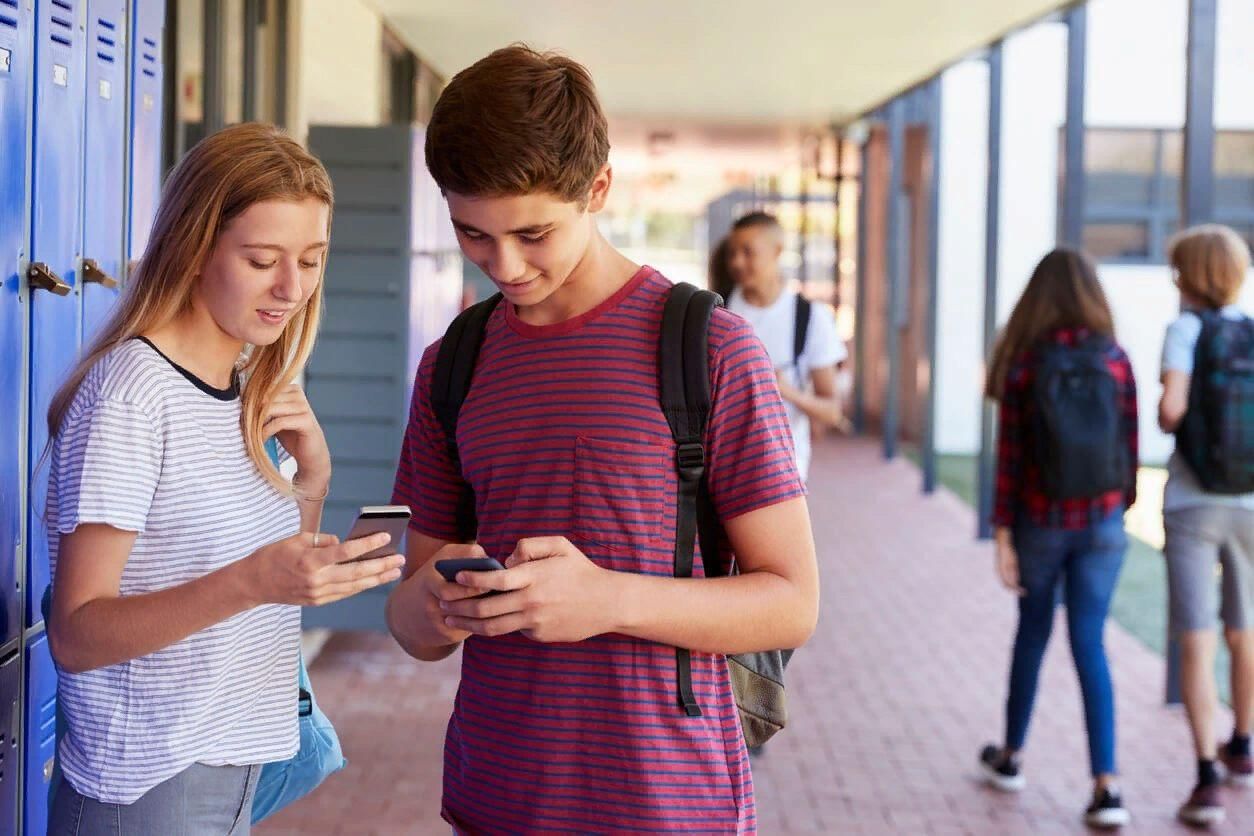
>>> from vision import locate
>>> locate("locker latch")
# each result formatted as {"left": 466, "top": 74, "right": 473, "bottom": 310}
{"left": 43, "top": 756, "right": 55, "bottom": 782}
{"left": 83, "top": 259, "right": 119, "bottom": 289}
{"left": 27, "top": 262, "right": 72, "bottom": 296}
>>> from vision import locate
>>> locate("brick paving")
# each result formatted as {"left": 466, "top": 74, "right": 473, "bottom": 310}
{"left": 257, "top": 437, "right": 1254, "bottom": 834}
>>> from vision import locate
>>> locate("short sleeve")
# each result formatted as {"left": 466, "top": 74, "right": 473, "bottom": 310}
{"left": 1162, "top": 313, "right": 1202, "bottom": 376}
{"left": 804, "top": 303, "right": 846, "bottom": 370}
{"left": 390, "top": 344, "right": 470, "bottom": 542}
{"left": 706, "top": 314, "right": 807, "bottom": 522}
{"left": 52, "top": 400, "right": 163, "bottom": 534}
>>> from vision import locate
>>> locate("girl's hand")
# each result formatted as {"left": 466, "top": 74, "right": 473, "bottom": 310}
{"left": 245, "top": 532, "right": 404, "bottom": 607}
{"left": 994, "top": 530, "right": 1025, "bottom": 596}
{"left": 264, "top": 384, "right": 331, "bottom": 491}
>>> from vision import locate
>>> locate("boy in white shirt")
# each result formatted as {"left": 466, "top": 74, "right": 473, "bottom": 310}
{"left": 726, "top": 212, "right": 847, "bottom": 481}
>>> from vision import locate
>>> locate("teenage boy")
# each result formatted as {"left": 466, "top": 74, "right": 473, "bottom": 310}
{"left": 726, "top": 212, "right": 846, "bottom": 482}
{"left": 385, "top": 46, "right": 819, "bottom": 834}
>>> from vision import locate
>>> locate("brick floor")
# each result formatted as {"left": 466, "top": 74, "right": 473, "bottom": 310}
{"left": 257, "top": 437, "right": 1254, "bottom": 835}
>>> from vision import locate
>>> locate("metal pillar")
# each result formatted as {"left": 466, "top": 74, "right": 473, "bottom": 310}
{"left": 977, "top": 42, "right": 1004, "bottom": 540}
{"left": 883, "top": 98, "right": 905, "bottom": 460}
{"left": 1059, "top": 4, "right": 1087, "bottom": 247}
{"left": 1167, "top": 0, "right": 1220, "bottom": 708}
{"left": 853, "top": 137, "right": 871, "bottom": 435}
{"left": 1182, "top": 0, "right": 1217, "bottom": 226}
{"left": 922, "top": 78, "right": 943, "bottom": 494}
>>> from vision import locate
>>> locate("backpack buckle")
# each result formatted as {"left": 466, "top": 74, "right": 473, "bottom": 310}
{"left": 676, "top": 441, "right": 705, "bottom": 474}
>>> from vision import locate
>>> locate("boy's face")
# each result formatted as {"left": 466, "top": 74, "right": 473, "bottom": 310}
{"left": 727, "top": 224, "right": 783, "bottom": 295}
{"left": 447, "top": 170, "right": 610, "bottom": 308}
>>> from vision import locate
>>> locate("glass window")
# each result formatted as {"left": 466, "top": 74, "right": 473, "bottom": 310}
{"left": 1215, "top": 132, "right": 1254, "bottom": 212}
{"left": 1084, "top": 222, "right": 1151, "bottom": 261}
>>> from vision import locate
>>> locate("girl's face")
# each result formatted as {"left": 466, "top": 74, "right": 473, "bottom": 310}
{"left": 194, "top": 197, "right": 330, "bottom": 346}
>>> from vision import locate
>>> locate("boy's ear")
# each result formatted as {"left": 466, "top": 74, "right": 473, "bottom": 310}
{"left": 585, "top": 164, "right": 613, "bottom": 213}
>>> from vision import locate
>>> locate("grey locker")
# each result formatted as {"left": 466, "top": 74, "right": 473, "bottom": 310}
{"left": 303, "top": 124, "right": 462, "bottom": 631}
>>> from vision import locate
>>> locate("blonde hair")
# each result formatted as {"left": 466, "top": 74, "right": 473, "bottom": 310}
{"left": 47, "top": 122, "right": 334, "bottom": 492}
{"left": 1168, "top": 224, "right": 1250, "bottom": 309}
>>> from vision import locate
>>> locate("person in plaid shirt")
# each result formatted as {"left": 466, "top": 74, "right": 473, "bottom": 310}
{"left": 977, "top": 248, "right": 1138, "bottom": 830}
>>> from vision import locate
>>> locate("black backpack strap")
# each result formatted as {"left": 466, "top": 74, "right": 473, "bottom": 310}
{"left": 659, "top": 282, "right": 724, "bottom": 717}
{"left": 794, "top": 295, "right": 812, "bottom": 367}
{"left": 430, "top": 293, "right": 504, "bottom": 541}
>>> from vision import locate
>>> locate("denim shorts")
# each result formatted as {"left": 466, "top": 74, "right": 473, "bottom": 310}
{"left": 49, "top": 762, "right": 261, "bottom": 836}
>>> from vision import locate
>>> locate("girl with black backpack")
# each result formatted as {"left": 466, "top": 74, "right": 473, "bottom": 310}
{"left": 1157, "top": 224, "right": 1254, "bottom": 828}
{"left": 977, "top": 248, "right": 1138, "bottom": 829}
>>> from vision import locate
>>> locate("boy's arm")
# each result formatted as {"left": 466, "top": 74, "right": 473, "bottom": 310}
{"left": 440, "top": 497, "right": 818, "bottom": 654}
{"left": 386, "top": 530, "right": 489, "bottom": 661}
{"left": 776, "top": 365, "right": 844, "bottom": 430}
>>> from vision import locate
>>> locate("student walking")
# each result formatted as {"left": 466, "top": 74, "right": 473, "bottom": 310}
{"left": 725, "top": 212, "right": 846, "bottom": 482}
{"left": 44, "top": 123, "right": 402, "bottom": 835}
{"left": 1157, "top": 225, "right": 1254, "bottom": 828}
{"left": 385, "top": 46, "right": 820, "bottom": 834}
{"left": 978, "top": 248, "right": 1138, "bottom": 829}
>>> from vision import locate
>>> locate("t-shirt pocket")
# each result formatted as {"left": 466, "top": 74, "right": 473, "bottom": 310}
{"left": 573, "top": 437, "right": 668, "bottom": 564}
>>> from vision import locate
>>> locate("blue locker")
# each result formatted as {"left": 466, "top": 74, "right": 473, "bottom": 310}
{"left": 0, "top": 651, "right": 19, "bottom": 836}
{"left": 22, "top": 635, "right": 55, "bottom": 836}
{"left": 127, "top": 0, "right": 162, "bottom": 264}
{"left": 80, "top": 0, "right": 126, "bottom": 341}
{"left": 27, "top": 0, "right": 86, "bottom": 629}
{"left": 0, "top": 0, "right": 32, "bottom": 650}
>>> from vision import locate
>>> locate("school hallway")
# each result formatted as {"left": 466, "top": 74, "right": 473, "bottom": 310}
{"left": 256, "top": 436, "right": 1254, "bottom": 836}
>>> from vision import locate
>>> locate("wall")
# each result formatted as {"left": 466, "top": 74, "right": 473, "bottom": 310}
{"left": 996, "top": 21, "right": 1067, "bottom": 328}
{"left": 935, "top": 59, "right": 988, "bottom": 455}
{"left": 291, "top": 0, "right": 385, "bottom": 139}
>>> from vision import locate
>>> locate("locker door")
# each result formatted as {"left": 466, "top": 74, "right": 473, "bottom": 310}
{"left": 22, "top": 635, "right": 55, "bottom": 836}
{"left": 27, "top": 0, "right": 86, "bottom": 628}
{"left": 0, "top": 0, "right": 33, "bottom": 649}
{"left": 127, "top": 0, "right": 162, "bottom": 264}
{"left": 0, "top": 650, "right": 19, "bottom": 836}
{"left": 80, "top": 0, "right": 126, "bottom": 341}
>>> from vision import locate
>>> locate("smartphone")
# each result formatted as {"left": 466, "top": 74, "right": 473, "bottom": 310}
{"left": 343, "top": 505, "right": 411, "bottom": 562}
{"left": 434, "top": 556, "right": 506, "bottom": 583}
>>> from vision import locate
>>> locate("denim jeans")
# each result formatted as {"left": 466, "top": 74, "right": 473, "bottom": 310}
{"left": 1004, "top": 507, "right": 1127, "bottom": 777}
{"left": 48, "top": 763, "right": 260, "bottom": 836}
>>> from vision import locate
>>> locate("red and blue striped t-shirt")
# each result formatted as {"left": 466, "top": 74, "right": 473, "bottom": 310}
{"left": 393, "top": 267, "right": 805, "bottom": 833}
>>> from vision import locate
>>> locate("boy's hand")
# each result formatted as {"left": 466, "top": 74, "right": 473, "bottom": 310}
{"left": 439, "top": 537, "right": 615, "bottom": 643}
{"left": 414, "top": 544, "right": 489, "bottom": 646}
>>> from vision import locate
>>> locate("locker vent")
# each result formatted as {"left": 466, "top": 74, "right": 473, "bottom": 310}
{"left": 97, "top": 18, "right": 117, "bottom": 63}
{"left": 0, "top": 0, "right": 16, "bottom": 31}
{"left": 50, "top": 1, "right": 74, "bottom": 48}
{"left": 141, "top": 38, "right": 157, "bottom": 78}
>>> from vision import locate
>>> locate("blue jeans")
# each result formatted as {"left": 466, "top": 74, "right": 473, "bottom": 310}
{"left": 1004, "top": 508, "right": 1127, "bottom": 777}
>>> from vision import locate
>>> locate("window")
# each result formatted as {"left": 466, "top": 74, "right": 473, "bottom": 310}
{"left": 1067, "top": 127, "right": 1254, "bottom": 263}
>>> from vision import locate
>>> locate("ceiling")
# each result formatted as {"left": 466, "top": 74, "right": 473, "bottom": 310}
{"left": 368, "top": 0, "right": 1074, "bottom": 126}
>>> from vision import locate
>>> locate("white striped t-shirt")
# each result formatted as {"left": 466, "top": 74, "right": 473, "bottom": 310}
{"left": 47, "top": 338, "right": 301, "bottom": 804}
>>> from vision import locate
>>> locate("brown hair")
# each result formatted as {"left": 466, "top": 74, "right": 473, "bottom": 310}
{"left": 1168, "top": 224, "right": 1250, "bottom": 309}
{"left": 48, "top": 122, "right": 334, "bottom": 492}
{"left": 708, "top": 237, "right": 734, "bottom": 299}
{"left": 985, "top": 247, "right": 1115, "bottom": 400}
{"left": 425, "top": 44, "right": 610, "bottom": 203}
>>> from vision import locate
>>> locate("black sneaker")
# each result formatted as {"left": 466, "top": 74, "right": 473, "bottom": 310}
{"left": 1178, "top": 781, "right": 1225, "bottom": 826}
{"left": 979, "top": 744, "right": 1025, "bottom": 792}
{"left": 1085, "top": 787, "right": 1130, "bottom": 829}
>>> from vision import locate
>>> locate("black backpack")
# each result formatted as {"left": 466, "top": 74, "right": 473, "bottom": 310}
{"left": 431, "top": 282, "right": 790, "bottom": 747}
{"left": 792, "top": 295, "right": 811, "bottom": 368}
{"left": 1176, "top": 311, "right": 1254, "bottom": 494}
{"left": 1030, "top": 336, "right": 1128, "bottom": 499}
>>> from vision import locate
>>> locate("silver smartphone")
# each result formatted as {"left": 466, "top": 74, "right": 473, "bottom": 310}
{"left": 343, "top": 505, "right": 411, "bottom": 562}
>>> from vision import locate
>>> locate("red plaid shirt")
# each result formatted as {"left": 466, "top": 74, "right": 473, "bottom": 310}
{"left": 993, "top": 327, "right": 1138, "bottom": 530}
